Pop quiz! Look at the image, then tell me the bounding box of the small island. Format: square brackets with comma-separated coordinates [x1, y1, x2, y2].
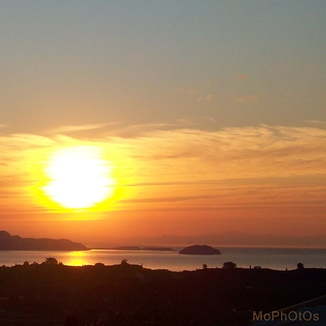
[179, 244, 221, 255]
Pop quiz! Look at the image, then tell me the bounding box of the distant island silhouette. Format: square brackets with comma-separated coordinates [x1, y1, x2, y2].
[0, 230, 88, 251]
[179, 244, 221, 255]
[127, 232, 326, 248]
[112, 246, 174, 251]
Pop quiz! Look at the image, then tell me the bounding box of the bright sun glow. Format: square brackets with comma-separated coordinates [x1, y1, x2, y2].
[42, 146, 115, 209]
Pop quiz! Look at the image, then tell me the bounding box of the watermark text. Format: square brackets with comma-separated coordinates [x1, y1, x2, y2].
[253, 310, 319, 322]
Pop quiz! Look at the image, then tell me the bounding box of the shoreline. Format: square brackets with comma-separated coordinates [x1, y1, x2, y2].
[1, 247, 326, 271]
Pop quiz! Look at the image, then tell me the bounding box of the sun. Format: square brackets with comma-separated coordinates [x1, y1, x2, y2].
[42, 146, 115, 209]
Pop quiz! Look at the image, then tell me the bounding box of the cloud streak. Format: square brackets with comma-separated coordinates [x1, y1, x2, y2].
[198, 94, 214, 102]
[235, 74, 248, 81]
[235, 95, 259, 103]
[1, 124, 326, 215]
[46, 122, 120, 135]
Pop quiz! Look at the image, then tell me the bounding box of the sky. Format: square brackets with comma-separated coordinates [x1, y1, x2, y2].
[1, 1, 326, 246]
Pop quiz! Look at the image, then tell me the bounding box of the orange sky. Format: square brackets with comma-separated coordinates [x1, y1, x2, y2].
[1, 2, 326, 246]
[1, 125, 326, 246]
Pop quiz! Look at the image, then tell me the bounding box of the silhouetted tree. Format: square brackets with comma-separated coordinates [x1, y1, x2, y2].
[297, 262, 304, 269]
[253, 266, 262, 269]
[121, 259, 129, 266]
[222, 262, 237, 270]
[44, 257, 58, 265]
[203, 264, 208, 269]
[23, 261, 29, 266]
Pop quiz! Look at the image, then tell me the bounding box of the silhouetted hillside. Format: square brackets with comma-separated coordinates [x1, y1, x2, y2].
[0, 231, 88, 251]
[0, 263, 325, 325]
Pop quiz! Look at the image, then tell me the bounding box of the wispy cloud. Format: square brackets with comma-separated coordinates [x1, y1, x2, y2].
[114, 125, 326, 212]
[104, 122, 179, 138]
[306, 120, 326, 126]
[46, 122, 119, 135]
[202, 116, 215, 122]
[198, 94, 214, 102]
[175, 87, 199, 94]
[235, 94, 259, 103]
[1, 124, 326, 214]
[127, 125, 326, 174]
[235, 74, 248, 81]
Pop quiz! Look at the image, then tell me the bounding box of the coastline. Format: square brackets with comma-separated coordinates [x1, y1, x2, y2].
[1, 247, 326, 271]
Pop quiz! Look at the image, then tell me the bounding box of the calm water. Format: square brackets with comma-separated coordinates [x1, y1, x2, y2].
[0, 247, 325, 271]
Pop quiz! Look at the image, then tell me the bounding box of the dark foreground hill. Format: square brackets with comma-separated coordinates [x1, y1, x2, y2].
[0, 262, 325, 325]
[0, 230, 87, 251]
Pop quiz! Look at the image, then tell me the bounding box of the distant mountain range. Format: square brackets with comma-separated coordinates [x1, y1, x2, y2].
[123, 232, 326, 248]
[112, 246, 174, 251]
[0, 231, 88, 251]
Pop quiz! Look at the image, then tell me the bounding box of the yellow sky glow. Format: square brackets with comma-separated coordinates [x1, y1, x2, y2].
[0, 124, 326, 242]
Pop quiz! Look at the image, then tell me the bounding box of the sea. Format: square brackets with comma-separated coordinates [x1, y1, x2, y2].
[1, 247, 326, 271]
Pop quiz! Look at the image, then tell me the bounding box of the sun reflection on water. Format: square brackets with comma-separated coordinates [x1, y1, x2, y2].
[65, 251, 90, 266]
